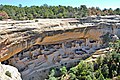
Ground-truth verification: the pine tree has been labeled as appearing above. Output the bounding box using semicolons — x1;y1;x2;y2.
98;74;105;80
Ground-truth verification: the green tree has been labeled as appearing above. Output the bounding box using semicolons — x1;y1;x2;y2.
48;69;57;80
27;13;33;20
96;56;104;67
0;16;3;20
98;74;105;80
101;64;109;78
69;67;78;74
19;4;22;8
57;13;63;18
86;75;92;80
114;8;120;15
108;8;113;15
79;5;88;17
48;77;57;80
60;66;67;75
69;73;76;80
95;69;101;79
0;4;119;20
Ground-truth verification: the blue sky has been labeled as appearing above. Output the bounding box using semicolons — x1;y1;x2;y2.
0;0;120;9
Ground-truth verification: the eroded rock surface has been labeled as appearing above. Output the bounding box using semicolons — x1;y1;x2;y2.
0;62;22;80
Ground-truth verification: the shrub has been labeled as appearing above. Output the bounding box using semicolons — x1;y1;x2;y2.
97;74;105;80
35;19;38;22
5;71;11;78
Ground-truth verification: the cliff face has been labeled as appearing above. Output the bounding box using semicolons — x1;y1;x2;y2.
0;63;22;80
0;18;120;62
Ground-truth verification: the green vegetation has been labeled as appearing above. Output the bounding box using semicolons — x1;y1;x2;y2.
48;69;57;80
0;4;120;20
5;71;11;78
0;11;9;20
48;40;120;80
